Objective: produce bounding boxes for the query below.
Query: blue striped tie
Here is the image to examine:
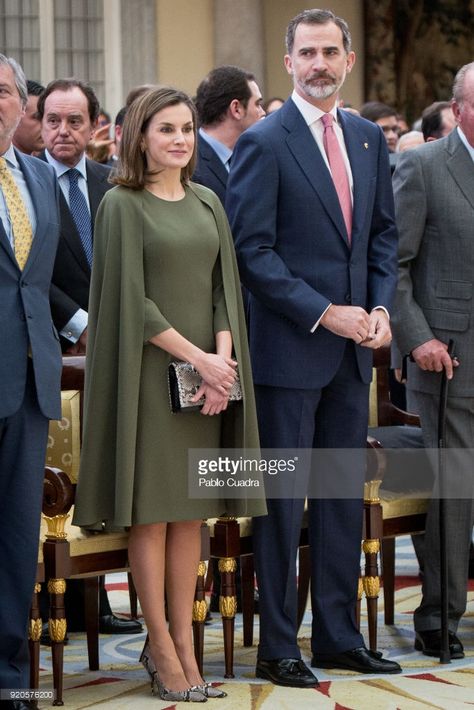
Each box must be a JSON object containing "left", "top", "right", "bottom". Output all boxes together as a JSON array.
[{"left": 67, "top": 168, "right": 93, "bottom": 267}]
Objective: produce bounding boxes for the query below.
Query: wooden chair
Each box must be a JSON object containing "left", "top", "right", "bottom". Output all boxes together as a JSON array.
[
  {"left": 196, "top": 516, "right": 310, "bottom": 678},
  {"left": 362, "top": 345, "right": 431, "bottom": 650},
  {"left": 35, "top": 356, "right": 209, "bottom": 705}
]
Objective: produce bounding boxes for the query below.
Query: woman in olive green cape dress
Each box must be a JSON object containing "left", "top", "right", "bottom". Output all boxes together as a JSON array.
[{"left": 73, "top": 88, "right": 265, "bottom": 701}]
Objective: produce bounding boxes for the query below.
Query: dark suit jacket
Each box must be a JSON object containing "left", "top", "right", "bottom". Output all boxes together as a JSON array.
[
  {"left": 193, "top": 133, "right": 228, "bottom": 205},
  {"left": 226, "top": 99, "right": 398, "bottom": 390},
  {"left": 0, "top": 150, "right": 61, "bottom": 420},
  {"left": 44, "top": 155, "right": 112, "bottom": 340}
]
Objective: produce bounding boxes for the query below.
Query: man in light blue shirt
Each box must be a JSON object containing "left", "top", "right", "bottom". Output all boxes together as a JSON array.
[{"left": 193, "top": 65, "right": 265, "bottom": 205}]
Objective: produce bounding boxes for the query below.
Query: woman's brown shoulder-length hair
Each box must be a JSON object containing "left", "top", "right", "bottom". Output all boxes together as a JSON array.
[{"left": 111, "top": 86, "right": 197, "bottom": 190}]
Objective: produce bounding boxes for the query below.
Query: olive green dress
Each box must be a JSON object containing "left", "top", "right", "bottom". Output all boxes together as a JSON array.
[
  {"left": 133, "top": 187, "right": 230, "bottom": 523},
  {"left": 73, "top": 183, "right": 265, "bottom": 532}
]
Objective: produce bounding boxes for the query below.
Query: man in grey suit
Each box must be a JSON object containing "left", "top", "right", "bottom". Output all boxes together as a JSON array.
[
  {"left": 0, "top": 54, "right": 61, "bottom": 704},
  {"left": 392, "top": 62, "right": 474, "bottom": 659}
]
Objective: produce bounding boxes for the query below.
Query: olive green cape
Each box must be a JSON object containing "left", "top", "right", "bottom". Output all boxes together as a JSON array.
[{"left": 73, "top": 182, "right": 266, "bottom": 530}]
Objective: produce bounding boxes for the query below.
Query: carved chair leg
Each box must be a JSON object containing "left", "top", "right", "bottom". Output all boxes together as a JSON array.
[
  {"left": 127, "top": 571, "right": 138, "bottom": 619},
  {"left": 193, "top": 561, "right": 207, "bottom": 675},
  {"left": 297, "top": 545, "right": 310, "bottom": 631},
  {"left": 362, "top": 539, "right": 380, "bottom": 652},
  {"left": 84, "top": 577, "right": 100, "bottom": 671},
  {"left": 48, "top": 578, "right": 67, "bottom": 706},
  {"left": 382, "top": 537, "right": 395, "bottom": 625},
  {"left": 219, "top": 557, "right": 237, "bottom": 678},
  {"left": 29, "top": 582, "right": 42, "bottom": 690},
  {"left": 356, "top": 577, "right": 363, "bottom": 630},
  {"left": 241, "top": 554, "right": 254, "bottom": 647}
]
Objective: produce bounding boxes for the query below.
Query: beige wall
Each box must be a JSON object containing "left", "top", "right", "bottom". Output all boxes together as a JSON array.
[
  {"left": 155, "top": 1, "right": 364, "bottom": 105},
  {"left": 156, "top": 0, "right": 214, "bottom": 95},
  {"left": 263, "top": 1, "right": 364, "bottom": 109}
]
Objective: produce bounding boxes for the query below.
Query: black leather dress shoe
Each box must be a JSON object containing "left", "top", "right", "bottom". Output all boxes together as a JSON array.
[
  {"left": 414, "top": 629, "right": 464, "bottom": 659},
  {"left": 99, "top": 614, "right": 143, "bottom": 634},
  {"left": 311, "top": 646, "right": 402, "bottom": 674},
  {"left": 256, "top": 658, "right": 319, "bottom": 687}
]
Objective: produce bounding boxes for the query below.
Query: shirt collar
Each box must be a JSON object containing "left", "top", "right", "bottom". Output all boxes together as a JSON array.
[
  {"left": 199, "top": 128, "right": 233, "bottom": 167},
  {"left": 1, "top": 144, "right": 19, "bottom": 169},
  {"left": 457, "top": 126, "right": 474, "bottom": 163},
  {"left": 45, "top": 149, "right": 88, "bottom": 180},
  {"left": 291, "top": 90, "right": 339, "bottom": 127}
]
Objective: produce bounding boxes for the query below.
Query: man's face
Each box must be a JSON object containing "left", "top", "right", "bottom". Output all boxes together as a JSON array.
[
  {"left": 284, "top": 21, "right": 355, "bottom": 109},
  {"left": 0, "top": 63, "right": 25, "bottom": 152},
  {"left": 452, "top": 69, "right": 474, "bottom": 148},
  {"left": 375, "top": 115, "right": 399, "bottom": 152},
  {"left": 240, "top": 80, "right": 265, "bottom": 131},
  {"left": 440, "top": 106, "right": 456, "bottom": 137},
  {"left": 42, "top": 87, "right": 96, "bottom": 167},
  {"left": 13, "top": 94, "right": 43, "bottom": 155}
]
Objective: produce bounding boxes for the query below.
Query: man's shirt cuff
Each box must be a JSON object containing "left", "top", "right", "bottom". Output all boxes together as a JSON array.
[{"left": 60, "top": 309, "right": 88, "bottom": 342}]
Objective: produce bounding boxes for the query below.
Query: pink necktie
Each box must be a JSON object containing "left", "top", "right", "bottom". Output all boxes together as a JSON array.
[{"left": 321, "top": 113, "right": 352, "bottom": 241}]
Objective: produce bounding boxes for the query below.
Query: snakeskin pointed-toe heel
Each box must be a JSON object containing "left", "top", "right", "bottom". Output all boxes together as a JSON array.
[
  {"left": 139, "top": 635, "right": 155, "bottom": 681},
  {"left": 152, "top": 672, "right": 207, "bottom": 702},
  {"left": 192, "top": 682, "right": 227, "bottom": 698}
]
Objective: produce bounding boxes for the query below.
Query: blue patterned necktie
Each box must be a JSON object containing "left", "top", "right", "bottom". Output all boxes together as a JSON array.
[{"left": 67, "top": 168, "right": 93, "bottom": 267}]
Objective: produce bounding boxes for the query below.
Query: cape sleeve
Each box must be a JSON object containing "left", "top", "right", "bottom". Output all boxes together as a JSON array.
[{"left": 73, "top": 187, "right": 147, "bottom": 529}]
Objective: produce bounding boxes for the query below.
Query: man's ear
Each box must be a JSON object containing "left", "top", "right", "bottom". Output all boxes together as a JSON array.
[
  {"left": 229, "top": 99, "right": 244, "bottom": 121},
  {"left": 346, "top": 51, "right": 356, "bottom": 74}
]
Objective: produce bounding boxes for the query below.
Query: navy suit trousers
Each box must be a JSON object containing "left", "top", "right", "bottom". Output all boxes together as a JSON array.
[
  {"left": 0, "top": 362, "right": 49, "bottom": 689},
  {"left": 253, "top": 342, "right": 369, "bottom": 659}
]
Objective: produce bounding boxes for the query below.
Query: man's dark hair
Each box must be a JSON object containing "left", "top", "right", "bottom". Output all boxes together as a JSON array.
[
  {"left": 285, "top": 9, "right": 352, "bottom": 55},
  {"left": 195, "top": 65, "right": 255, "bottom": 126},
  {"left": 360, "top": 101, "right": 397, "bottom": 123},
  {"left": 421, "top": 101, "right": 452, "bottom": 141},
  {"left": 37, "top": 78, "right": 100, "bottom": 123},
  {"left": 27, "top": 79, "right": 44, "bottom": 97},
  {"left": 115, "top": 106, "right": 127, "bottom": 127}
]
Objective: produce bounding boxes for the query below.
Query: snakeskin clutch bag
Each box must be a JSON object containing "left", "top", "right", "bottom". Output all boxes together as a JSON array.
[{"left": 168, "top": 361, "right": 242, "bottom": 413}]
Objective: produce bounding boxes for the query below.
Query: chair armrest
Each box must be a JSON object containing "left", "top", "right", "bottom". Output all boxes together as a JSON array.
[{"left": 43, "top": 466, "right": 75, "bottom": 518}]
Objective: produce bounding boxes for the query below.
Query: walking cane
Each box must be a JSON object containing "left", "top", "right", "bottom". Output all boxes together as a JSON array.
[{"left": 438, "top": 339, "right": 455, "bottom": 664}]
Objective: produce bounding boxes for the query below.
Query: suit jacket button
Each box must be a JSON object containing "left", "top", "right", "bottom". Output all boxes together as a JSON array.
[{"left": 345, "top": 293, "right": 351, "bottom": 303}]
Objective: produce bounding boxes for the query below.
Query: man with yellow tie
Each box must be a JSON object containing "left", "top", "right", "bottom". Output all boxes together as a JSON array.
[{"left": 0, "top": 54, "right": 61, "bottom": 706}]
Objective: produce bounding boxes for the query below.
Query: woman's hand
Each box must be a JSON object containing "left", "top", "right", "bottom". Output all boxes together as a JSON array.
[
  {"left": 192, "top": 383, "right": 230, "bottom": 415},
  {"left": 193, "top": 352, "right": 237, "bottom": 395}
]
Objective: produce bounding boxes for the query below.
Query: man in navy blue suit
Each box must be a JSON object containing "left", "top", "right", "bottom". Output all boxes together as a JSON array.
[
  {"left": 193, "top": 65, "right": 265, "bottom": 205},
  {"left": 227, "top": 9, "right": 400, "bottom": 686},
  {"left": 0, "top": 54, "right": 61, "bottom": 706}
]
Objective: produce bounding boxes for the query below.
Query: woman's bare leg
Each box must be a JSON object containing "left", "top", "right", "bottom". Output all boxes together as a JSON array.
[
  {"left": 128, "top": 522, "right": 190, "bottom": 691},
  {"left": 166, "top": 519, "right": 205, "bottom": 686}
]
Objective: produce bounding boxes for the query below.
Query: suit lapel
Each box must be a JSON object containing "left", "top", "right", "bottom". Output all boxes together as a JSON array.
[
  {"left": 339, "top": 109, "right": 373, "bottom": 244},
  {"left": 199, "top": 137, "right": 228, "bottom": 190},
  {"left": 15, "top": 150, "right": 51, "bottom": 273},
  {"left": 282, "top": 101, "right": 349, "bottom": 245},
  {"left": 87, "top": 159, "right": 111, "bottom": 220},
  {"left": 446, "top": 131, "right": 474, "bottom": 211}
]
